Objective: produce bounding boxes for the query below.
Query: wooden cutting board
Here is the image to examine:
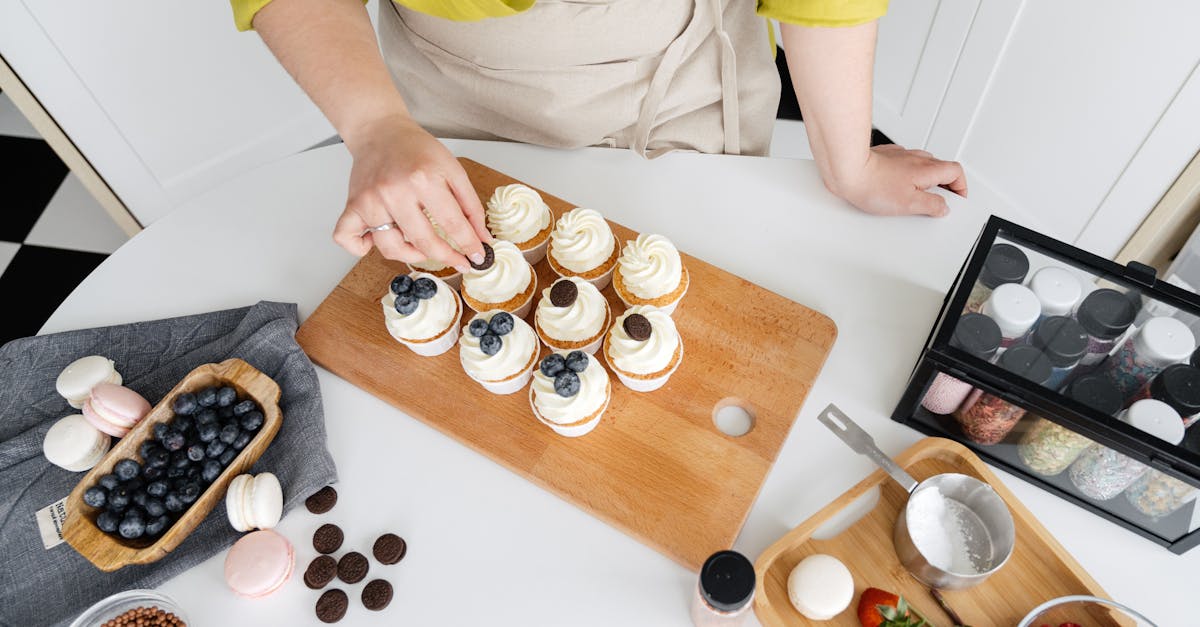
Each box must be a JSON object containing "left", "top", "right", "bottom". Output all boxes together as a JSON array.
[{"left": 296, "top": 158, "right": 837, "bottom": 570}]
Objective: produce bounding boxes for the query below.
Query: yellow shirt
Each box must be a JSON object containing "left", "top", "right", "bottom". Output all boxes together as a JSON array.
[{"left": 231, "top": 0, "right": 887, "bottom": 31}]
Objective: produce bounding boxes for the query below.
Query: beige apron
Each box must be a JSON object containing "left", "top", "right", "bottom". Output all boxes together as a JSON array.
[{"left": 378, "top": 0, "right": 780, "bottom": 157}]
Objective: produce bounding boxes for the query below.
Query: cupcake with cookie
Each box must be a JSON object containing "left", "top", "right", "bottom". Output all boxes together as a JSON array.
[
  {"left": 487, "top": 184, "right": 553, "bottom": 264},
  {"left": 461, "top": 240, "right": 538, "bottom": 319},
  {"left": 612, "top": 233, "right": 689, "bottom": 315},
  {"left": 604, "top": 305, "right": 684, "bottom": 392},
  {"left": 381, "top": 272, "right": 463, "bottom": 357},
  {"left": 535, "top": 277, "right": 611, "bottom": 355},
  {"left": 459, "top": 310, "right": 540, "bottom": 395},
  {"left": 530, "top": 350, "right": 611, "bottom": 437},
  {"left": 546, "top": 208, "right": 619, "bottom": 290}
]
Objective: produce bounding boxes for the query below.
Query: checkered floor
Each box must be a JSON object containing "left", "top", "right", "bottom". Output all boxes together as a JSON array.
[{"left": 0, "top": 91, "right": 131, "bottom": 346}]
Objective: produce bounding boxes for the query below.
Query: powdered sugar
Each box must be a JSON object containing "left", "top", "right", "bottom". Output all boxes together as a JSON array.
[{"left": 906, "top": 486, "right": 992, "bottom": 574}]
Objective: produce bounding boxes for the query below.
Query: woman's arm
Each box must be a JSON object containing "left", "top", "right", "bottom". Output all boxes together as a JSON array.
[
  {"left": 780, "top": 21, "right": 967, "bottom": 217},
  {"left": 253, "top": 0, "right": 488, "bottom": 269}
]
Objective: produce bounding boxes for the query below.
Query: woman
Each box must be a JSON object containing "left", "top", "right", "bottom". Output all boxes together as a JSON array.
[{"left": 235, "top": 0, "right": 967, "bottom": 271}]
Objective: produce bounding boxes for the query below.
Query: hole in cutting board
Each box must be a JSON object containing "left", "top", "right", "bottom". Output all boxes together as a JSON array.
[{"left": 713, "top": 399, "right": 756, "bottom": 437}]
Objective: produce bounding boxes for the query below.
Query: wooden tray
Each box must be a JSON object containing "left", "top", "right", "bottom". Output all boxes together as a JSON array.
[
  {"left": 295, "top": 158, "right": 837, "bottom": 570},
  {"left": 754, "top": 437, "right": 1119, "bottom": 626},
  {"left": 63, "top": 358, "right": 283, "bottom": 571}
]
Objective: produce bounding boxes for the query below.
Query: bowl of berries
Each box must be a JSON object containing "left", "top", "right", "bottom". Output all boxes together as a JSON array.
[
  {"left": 1017, "top": 594, "right": 1158, "bottom": 627},
  {"left": 63, "top": 358, "right": 282, "bottom": 571}
]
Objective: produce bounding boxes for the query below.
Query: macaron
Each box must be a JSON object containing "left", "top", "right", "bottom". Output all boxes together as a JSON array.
[
  {"left": 81, "top": 383, "right": 151, "bottom": 438},
  {"left": 43, "top": 414, "right": 111, "bottom": 472},
  {"left": 224, "top": 529, "right": 295, "bottom": 598},
  {"left": 787, "top": 553, "right": 854, "bottom": 620},
  {"left": 226, "top": 472, "right": 284, "bottom": 532},
  {"left": 56, "top": 355, "right": 122, "bottom": 409}
]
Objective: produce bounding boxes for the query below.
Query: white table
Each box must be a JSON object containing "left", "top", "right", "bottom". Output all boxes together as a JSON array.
[{"left": 44, "top": 140, "right": 1193, "bottom": 625}]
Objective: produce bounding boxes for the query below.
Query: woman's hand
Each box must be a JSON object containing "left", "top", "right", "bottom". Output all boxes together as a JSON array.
[
  {"left": 829, "top": 144, "right": 968, "bottom": 217},
  {"left": 333, "top": 114, "right": 491, "bottom": 270}
]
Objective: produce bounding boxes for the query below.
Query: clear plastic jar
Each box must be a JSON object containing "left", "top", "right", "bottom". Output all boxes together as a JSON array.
[
  {"left": 1073, "top": 288, "right": 1136, "bottom": 369},
  {"left": 963, "top": 243, "right": 1029, "bottom": 314},
  {"left": 1017, "top": 375, "right": 1121, "bottom": 476},
  {"left": 1124, "top": 469, "right": 1198, "bottom": 519},
  {"left": 1027, "top": 316, "right": 1087, "bottom": 391},
  {"left": 1026, "top": 266, "right": 1083, "bottom": 319},
  {"left": 1068, "top": 399, "right": 1184, "bottom": 501},
  {"left": 921, "top": 313, "right": 1002, "bottom": 414},
  {"left": 1126, "top": 363, "right": 1200, "bottom": 426},
  {"left": 1099, "top": 316, "right": 1195, "bottom": 400},
  {"left": 982, "top": 284, "right": 1041, "bottom": 350},
  {"left": 690, "top": 551, "right": 755, "bottom": 627},
  {"left": 954, "top": 345, "right": 1051, "bottom": 445}
]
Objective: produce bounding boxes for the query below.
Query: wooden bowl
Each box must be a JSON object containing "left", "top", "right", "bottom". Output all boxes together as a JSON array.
[{"left": 63, "top": 358, "right": 283, "bottom": 571}]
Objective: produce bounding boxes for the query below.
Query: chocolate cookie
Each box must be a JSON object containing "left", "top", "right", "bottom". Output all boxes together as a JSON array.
[
  {"left": 305, "top": 486, "right": 338, "bottom": 514},
  {"left": 305, "top": 555, "right": 338, "bottom": 590},
  {"left": 470, "top": 242, "right": 495, "bottom": 271},
  {"left": 372, "top": 533, "right": 407, "bottom": 565},
  {"left": 337, "top": 551, "right": 370, "bottom": 584},
  {"left": 361, "top": 579, "right": 393, "bottom": 611},
  {"left": 623, "top": 313, "right": 652, "bottom": 341},
  {"left": 548, "top": 279, "right": 578, "bottom": 307},
  {"left": 313, "top": 523, "right": 344, "bottom": 554},
  {"left": 315, "top": 589, "right": 348, "bottom": 624}
]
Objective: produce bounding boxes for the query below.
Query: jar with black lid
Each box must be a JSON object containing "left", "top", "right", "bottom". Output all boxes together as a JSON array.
[
  {"left": 1073, "top": 288, "right": 1136, "bottom": 368},
  {"left": 920, "top": 313, "right": 1002, "bottom": 415},
  {"left": 964, "top": 243, "right": 1030, "bottom": 313},
  {"left": 954, "top": 345, "right": 1052, "bottom": 445},
  {"left": 690, "top": 550, "right": 755, "bottom": 627},
  {"left": 1027, "top": 316, "right": 1088, "bottom": 391}
]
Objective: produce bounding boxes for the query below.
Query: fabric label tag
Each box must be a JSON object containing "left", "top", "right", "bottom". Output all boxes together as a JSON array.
[{"left": 36, "top": 498, "right": 69, "bottom": 549}]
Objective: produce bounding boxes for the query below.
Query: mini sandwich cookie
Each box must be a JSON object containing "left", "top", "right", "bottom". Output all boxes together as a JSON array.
[
  {"left": 382, "top": 272, "right": 463, "bottom": 357},
  {"left": 81, "top": 382, "right": 152, "bottom": 437},
  {"left": 612, "top": 233, "right": 690, "bottom": 315},
  {"left": 535, "top": 277, "right": 611, "bottom": 355},
  {"left": 530, "top": 350, "right": 611, "bottom": 438},
  {"left": 487, "top": 183, "right": 552, "bottom": 264},
  {"left": 405, "top": 220, "right": 465, "bottom": 289},
  {"left": 546, "top": 208, "right": 618, "bottom": 290},
  {"left": 459, "top": 310, "right": 540, "bottom": 395},
  {"left": 604, "top": 306, "right": 684, "bottom": 392},
  {"left": 461, "top": 241, "right": 538, "bottom": 319},
  {"left": 56, "top": 355, "right": 122, "bottom": 409},
  {"left": 226, "top": 472, "right": 284, "bottom": 532},
  {"left": 43, "top": 414, "right": 111, "bottom": 471}
]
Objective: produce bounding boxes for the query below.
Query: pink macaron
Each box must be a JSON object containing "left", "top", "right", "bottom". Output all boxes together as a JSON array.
[
  {"left": 224, "top": 529, "right": 295, "bottom": 598},
  {"left": 81, "top": 383, "right": 152, "bottom": 438}
]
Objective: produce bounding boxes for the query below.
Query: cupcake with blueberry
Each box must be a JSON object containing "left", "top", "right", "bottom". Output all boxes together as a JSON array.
[
  {"left": 459, "top": 310, "right": 540, "bottom": 395},
  {"left": 405, "top": 220, "right": 464, "bottom": 290},
  {"left": 535, "top": 277, "right": 611, "bottom": 355},
  {"left": 546, "top": 208, "right": 618, "bottom": 290},
  {"left": 529, "top": 350, "right": 611, "bottom": 438},
  {"left": 603, "top": 306, "right": 683, "bottom": 392},
  {"left": 381, "top": 272, "right": 463, "bottom": 357},
  {"left": 487, "top": 184, "right": 553, "bottom": 265},
  {"left": 612, "top": 233, "right": 689, "bottom": 315},
  {"left": 461, "top": 240, "right": 538, "bottom": 319}
]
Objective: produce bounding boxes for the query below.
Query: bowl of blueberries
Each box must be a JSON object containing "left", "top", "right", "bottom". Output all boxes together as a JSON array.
[{"left": 62, "top": 358, "right": 282, "bottom": 572}]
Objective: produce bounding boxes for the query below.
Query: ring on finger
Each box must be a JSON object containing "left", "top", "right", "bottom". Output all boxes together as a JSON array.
[{"left": 362, "top": 222, "right": 398, "bottom": 237}]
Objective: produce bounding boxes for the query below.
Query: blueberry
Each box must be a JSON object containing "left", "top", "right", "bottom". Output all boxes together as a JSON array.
[
  {"left": 173, "top": 415, "right": 194, "bottom": 434},
  {"left": 172, "top": 393, "right": 198, "bottom": 416},
  {"left": 394, "top": 294, "right": 419, "bottom": 316},
  {"left": 131, "top": 490, "right": 148, "bottom": 509},
  {"left": 197, "top": 423, "right": 219, "bottom": 443},
  {"left": 390, "top": 274, "right": 413, "bottom": 296},
  {"left": 98, "top": 474, "right": 120, "bottom": 491},
  {"left": 164, "top": 492, "right": 185, "bottom": 513},
  {"left": 233, "top": 400, "right": 256, "bottom": 416},
  {"left": 83, "top": 487, "right": 107, "bottom": 508},
  {"left": 153, "top": 422, "right": 171, "bottom": 441},
  {"left": 186, "top": 444, "right": 205, "bottom": 463},
  {"left": 107, "top": 488, "right": 131, "bottom": 512},
  {"left": 540, "top": 353, "right": 566, "bottom": 378},
  {"left": 201, "top": 460, "right": 222, "bottom": 483},
  {"left": 196, "top": 408, "right": 219, "bottom": 426},
  {"left": 145, "top": 515, "right": 170, "bottom": 537},
  {"left": 139, "top": 440, "right": 159, "bottom": 459},
  {"left": 146, "top": 480, "right": 169, "bottom": 498},
  {"left": 114, "top": 459, "right": 141, "bottom": 481},
  {"left": 412, "top": 277, "right": 437, "bottom": 300},
  {"left": 146, "top": 448, "right": 170, "bottom": 470},
  {"left": 219, "top": 424, "right": 239, "bottom": 445},
  {"left": 96, "top": 511, "right": 119, "bottom": 533},
  {"left": 179, "top": 482, "right": 201, "bottom": 504},
  {"left": 170, "top": 450, "right": 191, "bottom": 469},
  {"left": 479, "top": 333, "right": 502, "bottom": 356},
  {"left": 144, "top": 497, "right": 166, "bottom": 518},
  {"left": 218, "top": 405, "right": 235, "bottom": 419},
  {"left": 240, "top": 411, "right": 264, "bottom": 432},
  {"left": 216, "top": 386, "right": 237, "bottom": 407},
  {"left": 142, "top": 466, "right": 164, "bottom": 481},
  {"left": 118, "top": 516, "right": 146, "bottom": 539},
  {"left": 161, "top": 430, "right": 186, "bottom": 452},
  {"left": 197, "top": 387, "right": 218, "bottom": 408},
  {"left": 166, "top": 466, "right": 186, "bottom": 479},
  {"left": 565, "top": 350, "right": 588, "bottom": 373},
  {"left": 488, "top": 312, "right": 515, "bottom": 336},
  {"left": 218, "top": 448, "right": 238, "bottom": 466},
  {"left": 206, "top": 440, "right": 227, "bottom": 459},
  {"left": 231, "top": 430, "right": 252, "bottom": 451},
  {"left": 468, "top": 318, "right": 489, "bottom": 337},
  {"left": 553, "top": 371, "right": 581, "bottom": 397},
  {"left": 185, "top": 466, "right": 202, "bottom": 481}
]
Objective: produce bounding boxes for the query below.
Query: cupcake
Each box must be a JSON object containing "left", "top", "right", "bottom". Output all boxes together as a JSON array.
[
  {"left": 459, "top": 310, "right": 540, "bottom": 395},
  {"left": 487, "top": 184, "right": 553, "bottom": 264},
  {"left": 603, "top": 306, "right": 684, "bottom": 392},
  {"left": 546, "top": 208, "right": 619, "bottom": 290},
  {"left": 612, "top": 233, "right": 689, "bottom": 315},
  {"left": 534, "top": 277, "right": 611, "bottom": 355},
  {"left": 381, "top": 272, "right": 462, "bottom": 357},
  {"left": 405, "top": 220, "right": 463, "bottom": 289},
  {"left": 461, "top": 240, "right": 538, "bottom": 319},
  {"left": 529, "top": 350, "right": 611, "bottom": 438}
]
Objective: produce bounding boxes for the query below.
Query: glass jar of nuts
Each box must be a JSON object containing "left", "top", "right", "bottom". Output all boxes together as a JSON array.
[{"left": 69, "top": 590, "right": 187, "bottom": 627}]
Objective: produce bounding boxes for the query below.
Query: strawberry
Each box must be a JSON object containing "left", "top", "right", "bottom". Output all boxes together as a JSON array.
[{"left": 857, "top": 587, "right": 929, "bottom": 627}]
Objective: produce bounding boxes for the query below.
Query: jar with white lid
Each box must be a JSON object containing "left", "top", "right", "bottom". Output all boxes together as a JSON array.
[
  {"left": 982, "top": 283, "right": 1041, "bottom": 351},
  {"left": 1026, "top": 266, "right": 1083, "bottom": 319},
  {"left": 1098, "top": 316, "right": 1196, "bottom": 400},
  {"left": 1068, "top": 399, "right": 1185, "bottom": 501}
]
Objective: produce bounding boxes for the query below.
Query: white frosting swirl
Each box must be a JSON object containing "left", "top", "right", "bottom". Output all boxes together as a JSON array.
[
  {"left": 536, "top": 277, "right": 609, "bottom": 342},
  {"left": 381, "top": 273, "right": 458, "bottom": 341},
  {"left": 462, "top": 240, "right": 533, "bottom": 303},
  {"left": 487, "top": 184, "right": 551, "bottom": 245},
  {"left": 608, "top": 305, "right": 680, "bottom": 374},
  {"left": 531, "top": 353, "right": 609, "bottom": 424},
  {"left": 550, "top": 208, "right": 615, "bottom": 273},
  {"left": 408, "top": 219, "right": 463, "bottom": 272},
  {"left": 618, "top": 234, "right": 682, "bottom": 299},
  {"left": 459, "top": 311, "right": 538, "bottom": 382}
]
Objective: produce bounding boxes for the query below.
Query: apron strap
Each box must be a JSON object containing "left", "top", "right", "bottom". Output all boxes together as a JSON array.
[{"left": 632, "top": 0, "right": 741, "bottom": 157}]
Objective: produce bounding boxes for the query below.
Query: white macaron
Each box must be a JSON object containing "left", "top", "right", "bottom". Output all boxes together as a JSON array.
[
  {"left": 787, "top": 553, "right": 854, "bottom": 620},
  {"left": 226, "top": 472, "right": 284, "bottom": 532},
  {"left": 43, "top": 414, "right": 111, "bottom": 472},
  {"left": 56, "top": 355, "right": 122, "bottom": 409}
]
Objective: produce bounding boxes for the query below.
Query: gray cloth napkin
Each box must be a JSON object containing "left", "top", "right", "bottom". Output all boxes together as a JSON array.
[{"left": 0, "top": 301, "right": 337, "bottom": 627}]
